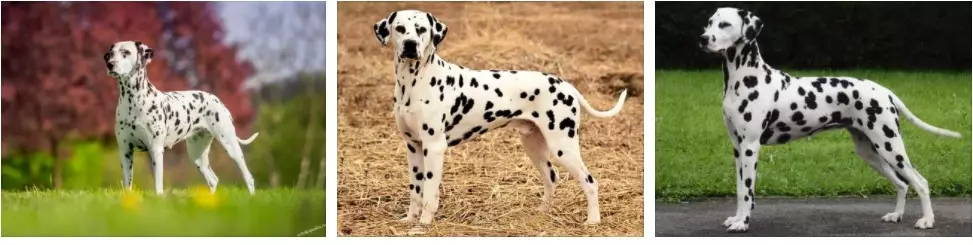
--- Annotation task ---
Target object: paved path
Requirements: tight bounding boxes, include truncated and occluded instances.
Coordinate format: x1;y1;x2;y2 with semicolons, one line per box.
656;197;971;237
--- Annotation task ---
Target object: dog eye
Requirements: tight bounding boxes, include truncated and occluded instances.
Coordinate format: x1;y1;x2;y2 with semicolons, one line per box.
395;26;406;34
123;50;131;56
719;22;731;28
417;26;427;34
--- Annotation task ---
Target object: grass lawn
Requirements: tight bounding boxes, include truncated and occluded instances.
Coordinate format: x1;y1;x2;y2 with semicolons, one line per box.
656;70;972;202
1;187;325;236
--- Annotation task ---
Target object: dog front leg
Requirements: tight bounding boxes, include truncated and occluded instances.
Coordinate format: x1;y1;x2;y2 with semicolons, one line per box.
726;140;760;232
418;139;447;225
118;141;134;190
400;140;424;223
148;147;165;195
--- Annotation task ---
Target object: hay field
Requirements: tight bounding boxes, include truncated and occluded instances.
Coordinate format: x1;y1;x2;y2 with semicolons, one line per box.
337;2;644;236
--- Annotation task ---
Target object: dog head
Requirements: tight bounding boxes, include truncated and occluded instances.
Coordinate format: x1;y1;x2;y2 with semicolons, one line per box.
104;41;153;79
699;7;763;54
374;10;448;61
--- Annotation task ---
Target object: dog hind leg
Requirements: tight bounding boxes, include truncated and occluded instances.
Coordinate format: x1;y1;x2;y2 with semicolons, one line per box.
544;130;600;225
856;120;934;229
517;121;557;212
211;118;256;195
187;133;219;193
848;129;909;223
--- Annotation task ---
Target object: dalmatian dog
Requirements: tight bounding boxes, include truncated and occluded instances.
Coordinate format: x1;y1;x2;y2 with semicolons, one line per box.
372;10;627;226
698;7;962;232
105;41;259;195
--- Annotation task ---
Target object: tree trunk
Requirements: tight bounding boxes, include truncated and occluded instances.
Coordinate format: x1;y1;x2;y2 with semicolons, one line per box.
295;76;319;188
264;95;282;188
315;143;326;189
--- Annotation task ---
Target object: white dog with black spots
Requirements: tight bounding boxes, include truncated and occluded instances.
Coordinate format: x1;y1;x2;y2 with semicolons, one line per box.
105;41;259;195
373;10;628;226
698;7;962;232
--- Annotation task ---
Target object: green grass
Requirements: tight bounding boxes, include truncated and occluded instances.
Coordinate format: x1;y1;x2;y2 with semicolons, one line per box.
1;188;325;236
656;70;972;202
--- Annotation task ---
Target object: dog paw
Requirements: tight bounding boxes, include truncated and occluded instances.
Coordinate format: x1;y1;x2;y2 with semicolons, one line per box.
537;204;551;212
881;212;903;223
397;215;416;224
914;217;934;229
726;222;749;233
583;217;601;226
722;216;743;227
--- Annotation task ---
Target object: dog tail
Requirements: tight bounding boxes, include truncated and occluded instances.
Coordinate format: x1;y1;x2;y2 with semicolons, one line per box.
890;93;961;138
575;87;627;118
238;132;260;145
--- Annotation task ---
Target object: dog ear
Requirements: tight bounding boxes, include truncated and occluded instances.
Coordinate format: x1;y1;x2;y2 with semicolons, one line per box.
135;41;154;65
427;12;448;47
374;11;398;47
739;10;763;43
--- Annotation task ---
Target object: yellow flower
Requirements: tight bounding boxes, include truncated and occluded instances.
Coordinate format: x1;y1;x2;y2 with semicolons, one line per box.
120;189;142;212
191;185;219;209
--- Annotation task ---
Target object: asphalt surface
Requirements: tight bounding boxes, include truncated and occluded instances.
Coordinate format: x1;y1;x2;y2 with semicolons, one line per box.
656;197;971;237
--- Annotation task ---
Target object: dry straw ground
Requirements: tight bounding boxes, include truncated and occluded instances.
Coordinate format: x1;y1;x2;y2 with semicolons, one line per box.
337;2;644;236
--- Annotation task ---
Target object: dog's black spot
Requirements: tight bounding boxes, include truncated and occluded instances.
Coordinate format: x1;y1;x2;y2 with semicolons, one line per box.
743;76;758;88
747;91;759;101
805;92;818;109
883;125;896;138
836;92;850;105
759;129;774;144
546;110;556;130
738;100;749;113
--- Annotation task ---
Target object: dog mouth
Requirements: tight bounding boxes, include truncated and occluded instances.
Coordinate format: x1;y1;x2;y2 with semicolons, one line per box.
699;45;723;55
399;53;419;60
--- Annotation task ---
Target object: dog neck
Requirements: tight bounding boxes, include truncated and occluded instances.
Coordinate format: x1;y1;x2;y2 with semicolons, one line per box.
721;41;793;99
392;52;446;107
115;67;158;106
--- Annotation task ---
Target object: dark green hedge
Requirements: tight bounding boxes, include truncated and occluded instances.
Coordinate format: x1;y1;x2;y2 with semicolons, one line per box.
656;2;971;70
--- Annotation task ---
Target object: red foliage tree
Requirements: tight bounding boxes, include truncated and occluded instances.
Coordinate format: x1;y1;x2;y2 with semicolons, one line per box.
166;2;255;136
1;2;253;188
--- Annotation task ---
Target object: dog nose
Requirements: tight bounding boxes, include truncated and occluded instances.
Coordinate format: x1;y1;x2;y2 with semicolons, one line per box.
107;61;116;70
698;35;709;47
402;40;418;59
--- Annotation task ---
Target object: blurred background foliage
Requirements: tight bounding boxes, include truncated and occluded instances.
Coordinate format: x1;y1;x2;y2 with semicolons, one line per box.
1;1;326;190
